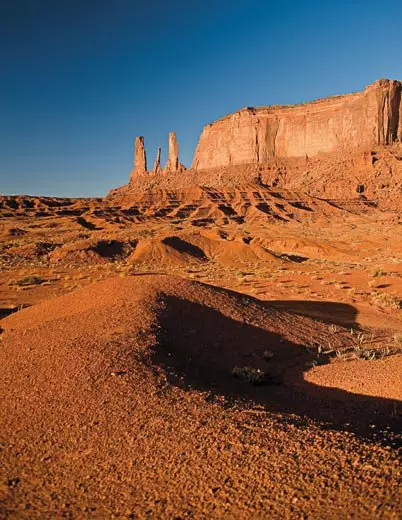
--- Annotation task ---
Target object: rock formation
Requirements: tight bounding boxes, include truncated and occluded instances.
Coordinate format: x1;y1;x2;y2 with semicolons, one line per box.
192;79;402;170
130;136;147;179
129;133;186;181
164;132;185;173
153;147;162;174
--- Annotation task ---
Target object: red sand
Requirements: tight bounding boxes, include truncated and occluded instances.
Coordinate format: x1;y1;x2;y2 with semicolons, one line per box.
0;275;401;517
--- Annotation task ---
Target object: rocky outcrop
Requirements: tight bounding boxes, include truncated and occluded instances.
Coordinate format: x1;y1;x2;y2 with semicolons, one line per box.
153;147;162;174
192;79;402;170
129;134;186;180
164;132;186;173
130;136;147;179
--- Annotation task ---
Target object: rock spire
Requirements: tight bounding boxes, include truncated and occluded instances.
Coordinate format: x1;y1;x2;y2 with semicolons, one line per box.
164;132;185;173
129;132;186;181
153;147;162;174
130;136;147;179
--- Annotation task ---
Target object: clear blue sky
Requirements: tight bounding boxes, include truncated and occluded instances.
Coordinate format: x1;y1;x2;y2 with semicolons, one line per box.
1;0;401;197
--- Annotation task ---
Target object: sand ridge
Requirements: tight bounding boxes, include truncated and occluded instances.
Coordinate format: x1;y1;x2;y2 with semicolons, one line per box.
0;275;401;517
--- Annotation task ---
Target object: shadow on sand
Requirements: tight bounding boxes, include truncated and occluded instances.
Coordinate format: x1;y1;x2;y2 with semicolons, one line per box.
268;300;360;327
151;296;401;444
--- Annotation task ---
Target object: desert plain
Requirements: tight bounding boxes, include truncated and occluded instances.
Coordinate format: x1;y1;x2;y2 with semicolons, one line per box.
0;79;402;518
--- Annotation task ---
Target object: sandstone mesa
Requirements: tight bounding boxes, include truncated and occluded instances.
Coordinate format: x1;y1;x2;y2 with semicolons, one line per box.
129;79;401;177
112;79;402;210
193;78;402;169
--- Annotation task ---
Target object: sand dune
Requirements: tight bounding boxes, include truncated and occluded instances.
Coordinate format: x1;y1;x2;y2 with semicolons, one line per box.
1;275;401;517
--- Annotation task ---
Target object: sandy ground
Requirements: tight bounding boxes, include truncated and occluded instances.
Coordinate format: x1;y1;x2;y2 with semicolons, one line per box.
0;191;401;518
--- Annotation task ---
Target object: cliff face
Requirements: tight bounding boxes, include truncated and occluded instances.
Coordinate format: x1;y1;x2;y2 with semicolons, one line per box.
192;79;402;170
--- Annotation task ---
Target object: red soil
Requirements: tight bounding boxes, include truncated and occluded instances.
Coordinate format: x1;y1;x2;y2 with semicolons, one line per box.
0;175;402;517
0;275;401;517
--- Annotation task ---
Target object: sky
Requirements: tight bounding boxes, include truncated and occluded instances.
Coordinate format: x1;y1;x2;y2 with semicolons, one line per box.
1;0;401;197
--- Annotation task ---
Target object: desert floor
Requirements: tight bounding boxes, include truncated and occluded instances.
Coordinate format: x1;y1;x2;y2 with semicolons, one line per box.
0;193;401;518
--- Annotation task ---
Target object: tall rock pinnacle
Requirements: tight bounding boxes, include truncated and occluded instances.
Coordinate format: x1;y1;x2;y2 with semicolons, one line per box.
164;132;185;173
131;136;147;179
153;147;162;174
168;132;179;172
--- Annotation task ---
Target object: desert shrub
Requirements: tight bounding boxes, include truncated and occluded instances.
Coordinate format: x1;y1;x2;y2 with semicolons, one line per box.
14;275;44;287
353;346;379;361
353;345;396;361
371;291;401;309
232;366;267;385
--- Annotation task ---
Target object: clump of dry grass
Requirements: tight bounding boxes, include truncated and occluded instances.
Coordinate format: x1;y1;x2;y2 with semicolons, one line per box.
232;366;268;385
13;275;45;287
371;291;401;309
393;333;402;344
333;329;400;361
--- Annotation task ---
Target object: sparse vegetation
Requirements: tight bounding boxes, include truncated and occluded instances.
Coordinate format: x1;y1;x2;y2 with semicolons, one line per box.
13;275;45;287
353;345;391;361
371;291;401;309
232;366;268;385
332;329;400;361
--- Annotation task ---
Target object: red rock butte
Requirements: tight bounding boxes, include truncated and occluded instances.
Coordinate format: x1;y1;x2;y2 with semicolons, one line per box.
192;79;402;169
110;79;402;209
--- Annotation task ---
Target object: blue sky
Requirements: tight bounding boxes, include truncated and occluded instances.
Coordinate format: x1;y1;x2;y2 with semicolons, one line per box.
1;0;401;197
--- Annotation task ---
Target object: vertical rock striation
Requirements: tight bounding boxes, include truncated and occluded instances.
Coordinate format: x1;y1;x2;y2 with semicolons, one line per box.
375;79;402;144
192;79;402;170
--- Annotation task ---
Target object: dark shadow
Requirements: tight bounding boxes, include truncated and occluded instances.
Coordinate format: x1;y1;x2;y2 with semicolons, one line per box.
56;209;84;216
162;237;207;260
255;203;287;221
0;308;16;320
191;218;214;227
76;216;100;230
289;201;313;212
36;242;59;255
41;198;75;208
5;199;19;209
218;204;237;216
122;208;141;216
269;300;358;328
8;228;26;236
278;254;309;263
91;240;135;259
0;304;30;320
151;296;401;444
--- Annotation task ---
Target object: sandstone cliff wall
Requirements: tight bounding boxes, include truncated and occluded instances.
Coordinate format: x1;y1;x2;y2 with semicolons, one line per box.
192;79;402;170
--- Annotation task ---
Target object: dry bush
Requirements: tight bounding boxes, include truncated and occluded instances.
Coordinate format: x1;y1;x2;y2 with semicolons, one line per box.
232;366;268;385
13;275;45;287
371;291;401;309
